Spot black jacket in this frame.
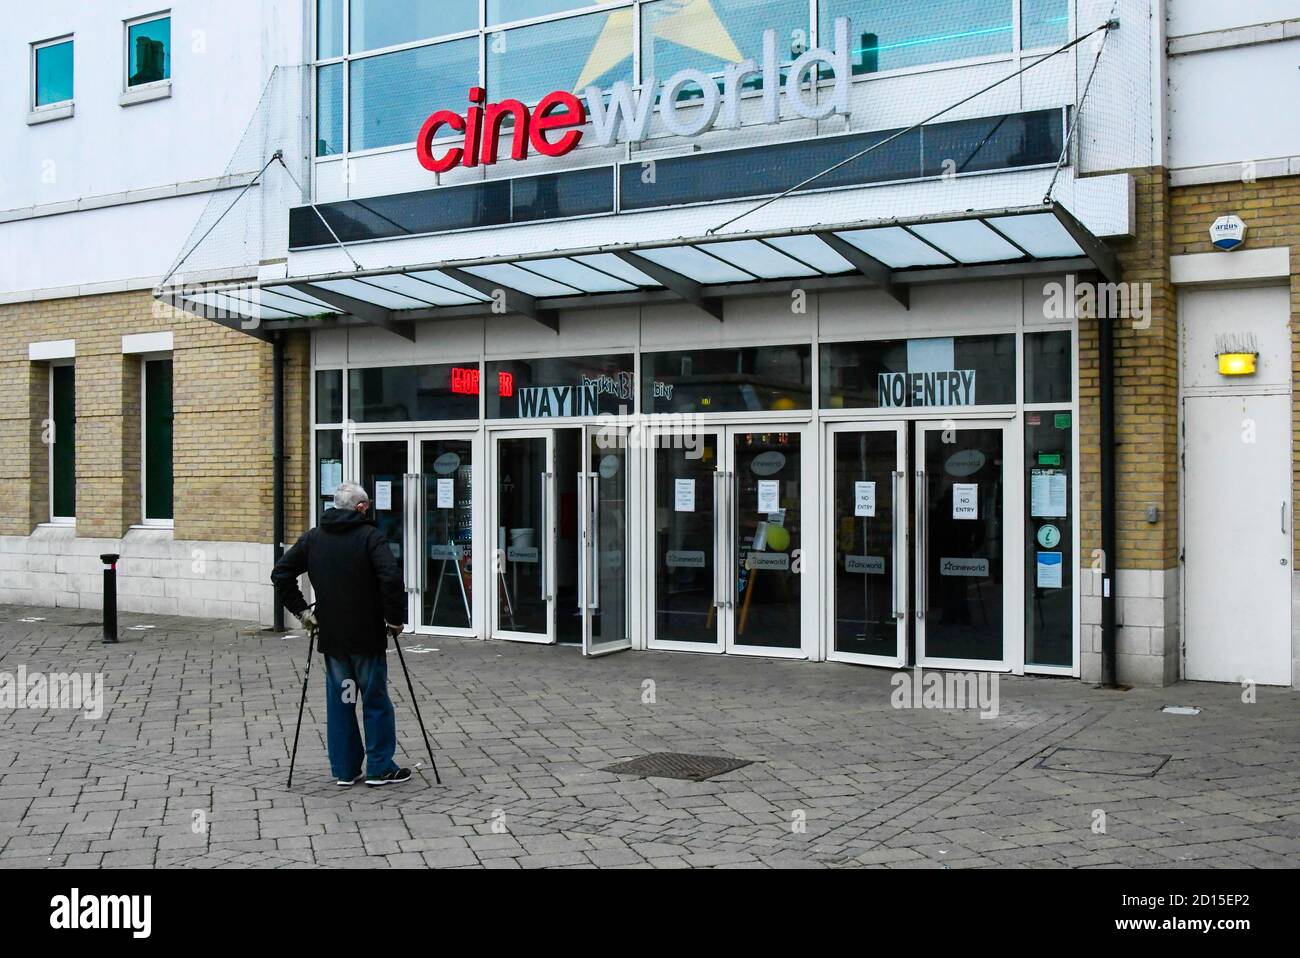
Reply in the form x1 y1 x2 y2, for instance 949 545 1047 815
271 508 406 656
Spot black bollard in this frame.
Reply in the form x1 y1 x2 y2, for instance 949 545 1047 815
100 553 120 644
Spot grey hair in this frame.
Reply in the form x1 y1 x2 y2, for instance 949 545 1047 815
333 481 370 510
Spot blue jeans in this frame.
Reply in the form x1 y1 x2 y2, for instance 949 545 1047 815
323 653 399 780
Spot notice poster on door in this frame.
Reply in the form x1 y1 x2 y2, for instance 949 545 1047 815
320 460 342 498
674 478 695 512
952 483 978 520
855 481 876 517
1036 551 1063 588
436 478 455 509
757 480 780 514
1031 469 1068 518
374 481 393 511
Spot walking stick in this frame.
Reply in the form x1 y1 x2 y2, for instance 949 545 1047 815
287 620 317 789
391 631 442 785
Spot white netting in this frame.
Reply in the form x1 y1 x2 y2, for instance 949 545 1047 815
160 64 310 290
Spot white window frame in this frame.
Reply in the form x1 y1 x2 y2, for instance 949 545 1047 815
30 35 75 118
48 359 76 526
139 353 176 529
122 10 173 101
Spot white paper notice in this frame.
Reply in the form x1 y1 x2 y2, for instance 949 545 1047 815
320 460 342 497
952 483 978 520
374 481 392 511
1036 551 1063 588
855 481 876 517
1030 470 1068 518
757 480 780 514
436 478 454 509
674 478 695 512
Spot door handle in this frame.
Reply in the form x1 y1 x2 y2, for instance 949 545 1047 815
724 471 734 610
1283 501 1288 535
577 471 587 612
417 473 428 593
589 473 601 611
891 470 903 620
717 467 728 608
540 471 551 602
915 470 927 620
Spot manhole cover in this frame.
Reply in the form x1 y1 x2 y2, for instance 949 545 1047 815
1037 746 1170 778
602 752 752 782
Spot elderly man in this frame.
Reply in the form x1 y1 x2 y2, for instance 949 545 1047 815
271 482 411 787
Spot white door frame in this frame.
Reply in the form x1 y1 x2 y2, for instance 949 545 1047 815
645 421 815 659
914 417 1023 673
488 427 556 645
581 422 634 657
823 420 909 667
411 430 481 639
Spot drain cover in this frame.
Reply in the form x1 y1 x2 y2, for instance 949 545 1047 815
1037 746 1170 777
602 752 752 782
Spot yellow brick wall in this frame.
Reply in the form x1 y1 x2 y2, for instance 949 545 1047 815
0 290 310 543
1078 168 1180 572
1168 174 1300 557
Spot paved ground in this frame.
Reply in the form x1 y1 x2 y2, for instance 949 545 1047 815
0 603 1297 869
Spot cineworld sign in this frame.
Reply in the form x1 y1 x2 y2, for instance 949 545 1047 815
417 18 853 173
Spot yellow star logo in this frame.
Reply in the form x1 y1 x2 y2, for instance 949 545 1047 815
575 0 746 91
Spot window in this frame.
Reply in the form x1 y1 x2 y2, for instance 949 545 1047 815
820 335 1016 409
317 63 344 155
350 38 478 151
820 0 1013 74
50 364 76 522
641 0 808 99
348 363 480 422
489 1 593 26
317 0 344 59
1022 0 1069 49
351 0 478 53
643 345 811 414
143 358 174 523
486 355 635 419
1024 330 1073 404
486 9 631 105
126 14 171 88
33 37 74 109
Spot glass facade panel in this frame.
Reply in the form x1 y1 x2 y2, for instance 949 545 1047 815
351 38 478 151
127 17 170 87
317 63 344 156
732 430 802 649
315 369 344 423
1022 0 1069 49
486 355 635 419
1025 330 1073 404
421 439 475 629
52 365 76 519
487 9 631 104
317 0 344 58
820 335 1015 410
1025 410 1073 667
348 364 480 422
643 345 812 415
820 0 1013 74
350 0 479 53
832 430 899 658
641 0 808 99
144 359 174 522
489 1 594 25
35 41 74 107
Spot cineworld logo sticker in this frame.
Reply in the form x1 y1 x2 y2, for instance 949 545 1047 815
50 889 151 939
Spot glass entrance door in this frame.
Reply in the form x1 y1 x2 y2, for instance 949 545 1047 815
826 423 907 666
580 424 631 657
416 436 475 633
915 420 1012 669
492 430 554 643
649 424 807 656
356 436 413 626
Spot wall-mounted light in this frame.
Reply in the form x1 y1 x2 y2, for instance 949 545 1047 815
1216 352 1258 376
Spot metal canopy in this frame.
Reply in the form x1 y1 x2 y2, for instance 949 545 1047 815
160 203 1119 338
